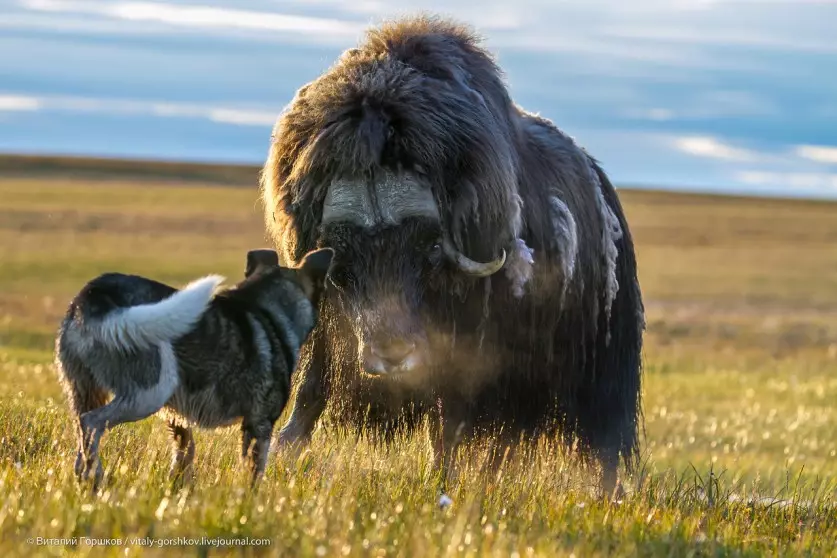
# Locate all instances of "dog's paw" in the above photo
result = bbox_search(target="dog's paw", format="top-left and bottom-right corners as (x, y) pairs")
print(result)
(75, 453), (104, 492)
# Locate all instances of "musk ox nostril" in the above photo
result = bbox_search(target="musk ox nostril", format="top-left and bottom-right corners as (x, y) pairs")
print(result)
(371, 339), (416, 366)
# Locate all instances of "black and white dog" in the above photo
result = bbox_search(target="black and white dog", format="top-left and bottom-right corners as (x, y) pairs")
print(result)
(54, 248), (333, 488)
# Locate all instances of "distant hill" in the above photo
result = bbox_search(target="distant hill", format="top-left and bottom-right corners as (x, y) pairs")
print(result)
(1, 153), (835, 210)
(0, 154), (261, 187)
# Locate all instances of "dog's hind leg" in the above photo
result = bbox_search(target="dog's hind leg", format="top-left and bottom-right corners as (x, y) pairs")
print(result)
(168, 421), (195, 485)
(57, 349), (110, 486)
(78, 343), (180, 489)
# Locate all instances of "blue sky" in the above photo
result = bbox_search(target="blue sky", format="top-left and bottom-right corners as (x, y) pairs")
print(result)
(1, 0), (836, 199)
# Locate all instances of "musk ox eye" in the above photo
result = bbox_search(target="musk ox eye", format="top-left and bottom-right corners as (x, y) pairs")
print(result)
(428, 243), (443, 265)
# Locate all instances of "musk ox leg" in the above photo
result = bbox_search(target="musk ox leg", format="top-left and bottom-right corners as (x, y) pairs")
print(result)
(599, 449), (625, 502)
(278, 327), (329, 454)
(278, 376), (327, 452)
(484, 429), (519, 480)
(584, 163), (644, 503)
(430, 397), (468, 492)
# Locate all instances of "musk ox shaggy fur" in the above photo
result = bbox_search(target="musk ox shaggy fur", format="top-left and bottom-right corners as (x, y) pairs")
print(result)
(261, 15), (645, 494)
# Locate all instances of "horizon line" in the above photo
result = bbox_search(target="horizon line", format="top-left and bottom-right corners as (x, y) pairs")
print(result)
(2, 150), (836, 205)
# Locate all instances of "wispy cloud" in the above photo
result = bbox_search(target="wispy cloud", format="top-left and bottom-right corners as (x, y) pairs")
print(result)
(18, 0), (366, 40)
(275, 0), (525, 30)
(672, 135), (762, 162)
(206, 109), (277, 127)
(795, 145), (837, 165)
(657, 134), (837, 198)
(0, 95), (41, 111)
(623, 90), (778, 123)
(601, 25), (837, 54)
(623, 108), (675, 121)
(737, 171), (837, 192)
(0, 92), (277, 127)
(12, 0), (835, 73)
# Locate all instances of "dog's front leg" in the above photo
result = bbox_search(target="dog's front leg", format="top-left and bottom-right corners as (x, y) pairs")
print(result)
(168, 421), (195, 485)
(242, 420), (273, 486)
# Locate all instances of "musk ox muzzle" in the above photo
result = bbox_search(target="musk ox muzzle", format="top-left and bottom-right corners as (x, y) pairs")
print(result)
(346, 293), (431, 379)
(362, 335), (423, 377)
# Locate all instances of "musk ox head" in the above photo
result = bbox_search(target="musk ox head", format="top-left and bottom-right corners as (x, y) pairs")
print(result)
(261, 16), (524, 379)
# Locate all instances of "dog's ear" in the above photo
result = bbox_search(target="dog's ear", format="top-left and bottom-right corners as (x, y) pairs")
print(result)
(245, 249), (280, 277)
(296, 247), (334, 300)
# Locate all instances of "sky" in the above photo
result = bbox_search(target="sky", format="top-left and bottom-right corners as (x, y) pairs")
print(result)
(1, 0), (836, 199)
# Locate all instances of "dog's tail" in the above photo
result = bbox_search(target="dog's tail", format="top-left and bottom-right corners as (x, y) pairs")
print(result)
(92, 275), (225, 351)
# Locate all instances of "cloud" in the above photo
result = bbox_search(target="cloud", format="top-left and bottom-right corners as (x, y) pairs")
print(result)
(795, 145), (837, 165)
(272, 0), (526, 30)
(12, 0), (835, 74)
(0, 95), (41, 111)
(0, 92), (277, 127)
(667, 137), (837, 196)
(18, 0), (366, 40)
(601, 25), (837, 54)
(672, 135), (762, 162)
(736, 171), (837, 192)
(623, 108), (676, 121)
(207, 109), (277, 127)
(623, 90), (778, 123)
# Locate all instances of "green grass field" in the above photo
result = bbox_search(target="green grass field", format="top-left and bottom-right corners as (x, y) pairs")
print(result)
(2, 157), (837, 556)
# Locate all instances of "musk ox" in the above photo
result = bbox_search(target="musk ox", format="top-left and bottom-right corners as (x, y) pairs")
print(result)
(261, 15), (645, 495)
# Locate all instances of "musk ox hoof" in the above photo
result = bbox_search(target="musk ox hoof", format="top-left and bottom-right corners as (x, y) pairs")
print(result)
(276, 424), (311, 458)
(600, 479), (626, 503)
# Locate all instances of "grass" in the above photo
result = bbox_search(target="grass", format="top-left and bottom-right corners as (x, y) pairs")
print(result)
(1, 157), (836, 556)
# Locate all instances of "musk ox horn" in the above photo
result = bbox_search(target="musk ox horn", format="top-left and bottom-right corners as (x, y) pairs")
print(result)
(442, 238), (506, 277)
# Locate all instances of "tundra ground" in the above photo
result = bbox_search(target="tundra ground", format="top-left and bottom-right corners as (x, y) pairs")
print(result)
(1, 159), (836, 556)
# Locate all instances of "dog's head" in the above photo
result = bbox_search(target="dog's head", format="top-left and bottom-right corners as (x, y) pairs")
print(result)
(243, 247), (334, 309)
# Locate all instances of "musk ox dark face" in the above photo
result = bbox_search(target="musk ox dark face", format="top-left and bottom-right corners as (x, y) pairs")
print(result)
(325, 219), (437, 378)
(319, 170), (506, 379)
